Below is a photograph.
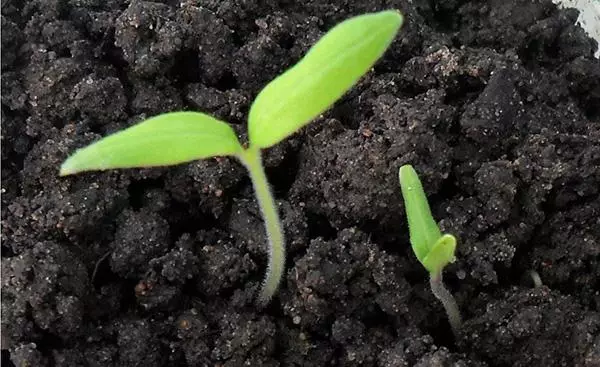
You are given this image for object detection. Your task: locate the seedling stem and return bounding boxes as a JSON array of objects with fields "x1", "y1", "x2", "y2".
[
  {"x1": 238, "y1": 148, "x2": 285, "y2": 305},
  {"x1": 430, "y1": 272, "x2": 462, "y2": 336}
]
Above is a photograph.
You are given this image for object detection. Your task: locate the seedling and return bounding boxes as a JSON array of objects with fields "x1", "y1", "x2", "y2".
[
  {"x1": 399, "y1": 165, "x2": 462, "y2": 335},
  {"x1": 60, "y1": 11, "x2": 404, "y2": 306}
]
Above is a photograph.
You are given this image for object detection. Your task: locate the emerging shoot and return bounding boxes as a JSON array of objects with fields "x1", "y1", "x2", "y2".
[
  {"x1": 60, "y1": 11, "x2": 404, "y2": 306},
  {"x1": 399, "y1": 165, "x2": 462, "y2": 335}
]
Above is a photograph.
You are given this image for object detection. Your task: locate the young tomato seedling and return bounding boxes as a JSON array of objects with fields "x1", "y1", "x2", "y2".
[
  {"x1": 60, "y1": 11, "x2": 404, "y2": 306},
  {"x1": 399, "y1": 165, "x2": 462, "y2": 335}
]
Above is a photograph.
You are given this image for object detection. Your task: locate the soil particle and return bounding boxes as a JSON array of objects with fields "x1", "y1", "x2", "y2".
[
  {"x1": 194, "y1": 229, "x2": 257, "y2": 298},
  {"x1": 1, "y1": 15, "x2": 23, "y2": 69},
  {"x1": 70, "y1": 75, "x2": 127, "y2": 126},
  {"x1": 164, "y1": 157, "x2": 245, "y2": 219},
  {"x1": 210, "y1": 312, "x2": 277, "y2": 366},
  {"x1": 283, "y1": 228, "x2": 411, "y2": 332},
  {"x1": 149, "y1": 246, "x2": 200, "y2": 284},
  {"x1": 114, "y1": 1, "x2": 183, "y2": 77},
  {"x1": 8, "y1": 343, "x2": 48, "y2": 367},
  {"x1": 564, "y1": 56, "x2": 600, "y2": 115},
  {"x1": 2, "y1": 242, "x2": 88, "y2": 347},
  {"x1": 110, "y1": 209, "x2": 170, "y2": 278},
  {"x1": 530, "y1": 195, "x2": 600, "y2": 308},
  {"x1": 175, "y1": 309, "x2": 211, "y2": 365},
  {"x1": 460, "y1": 286, "x2": 600, "y2": 367},
  {"x1": 117, "y1": 319, "x2": 165, "y2": 367},
  {"x1": 460, "y1": 68, "x2": 523, "y2": 147},
  {"x1": 1, "y1": 71, "x2": 27, "y2": 111},
  {"x1": 130, "y1": 77, "x2": 183, "y2": 116}
]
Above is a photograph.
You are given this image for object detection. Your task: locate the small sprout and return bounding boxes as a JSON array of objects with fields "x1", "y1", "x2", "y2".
[
  {"x1": 399, "y1": 165, "x2": 462, "y2": 336},
  {"x1": 529, "y1": 270, "x2": 543, "y2": 288},
  {"x1": 60, "y1": 11, "x2": 404, "y2": 306}
]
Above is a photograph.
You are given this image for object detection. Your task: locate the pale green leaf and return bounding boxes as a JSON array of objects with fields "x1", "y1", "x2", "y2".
[
  {"x1": 248, "y1": 10, "x2": 403, "y2": 148},
  {"x1": 399, "y1": 165, "x2": 442, "y2": 263},
  {"x1": 422, "y1": 234, "x2": 457, "y2": 275},
  {"x1": 60, "y1": 112, "x2": 242, "y2": 175}
]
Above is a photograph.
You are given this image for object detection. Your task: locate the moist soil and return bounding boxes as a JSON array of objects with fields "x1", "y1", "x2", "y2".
[{"x1": 2, "y1": 0, "x2": 600, "y2": 366}]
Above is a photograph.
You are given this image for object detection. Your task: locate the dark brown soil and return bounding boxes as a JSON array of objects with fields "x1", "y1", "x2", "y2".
[{"x1": 2, "y1": 0, "x2": 600, "y2": 366}]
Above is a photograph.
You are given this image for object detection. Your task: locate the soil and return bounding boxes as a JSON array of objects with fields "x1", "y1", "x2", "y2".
[{"x1": 2, "y1": 0, "x2": 600, "y2": 366}]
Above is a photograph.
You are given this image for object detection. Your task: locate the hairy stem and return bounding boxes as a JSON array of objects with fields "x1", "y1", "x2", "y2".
[
  {"x1": 429, "y1": 272, "x2": 462, "y2": 337},
  {"x1": 239, "y1": 148, "x2": 285, "y2": 306}
]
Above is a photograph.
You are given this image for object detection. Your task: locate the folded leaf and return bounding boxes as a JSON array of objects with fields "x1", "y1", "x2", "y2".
[
  {"x1": 399, "y1": 164, "x2": 442, "y2": 262},
  {"x1": 422, "y1": 234, "x2": 456, "y2": 275},
  {"x1": 60, "y1": 112, "x2": 242, "y2": 175},
  {"x1": 248, "y1": 10, "x2": 403, "y2": 149}
]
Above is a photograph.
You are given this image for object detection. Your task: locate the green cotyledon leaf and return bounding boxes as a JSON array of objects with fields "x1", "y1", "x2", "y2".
[
  {"x1": 399, "y1": 164, "x2": 442, "y2": 263},
  {"x1": 422, "y1": 234, "x2": 456, "y2": 275},
  {"x1": 248, "y1": 10, "x2": 403, "y2": 149},
  {"x1": 60, "y1": 112, "x2": 242, "y2": 176}
]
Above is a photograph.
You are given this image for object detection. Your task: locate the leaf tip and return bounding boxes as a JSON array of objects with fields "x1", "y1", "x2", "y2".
[
  {"x1": 59, "y1": 158, "x2": 77, "y2": 176},
  {"x1": 373, "y1": 9, "x2": 404, "y2": 35},
  {"x1": 382, "y1": 9, "x2": 404, "y2": 25},
  {"x1": 399, "y1": 164, "x2": 416, "y2": 185},
  {"x1": 59, "y1": 148, "x2": 93, "y2": 176}
]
